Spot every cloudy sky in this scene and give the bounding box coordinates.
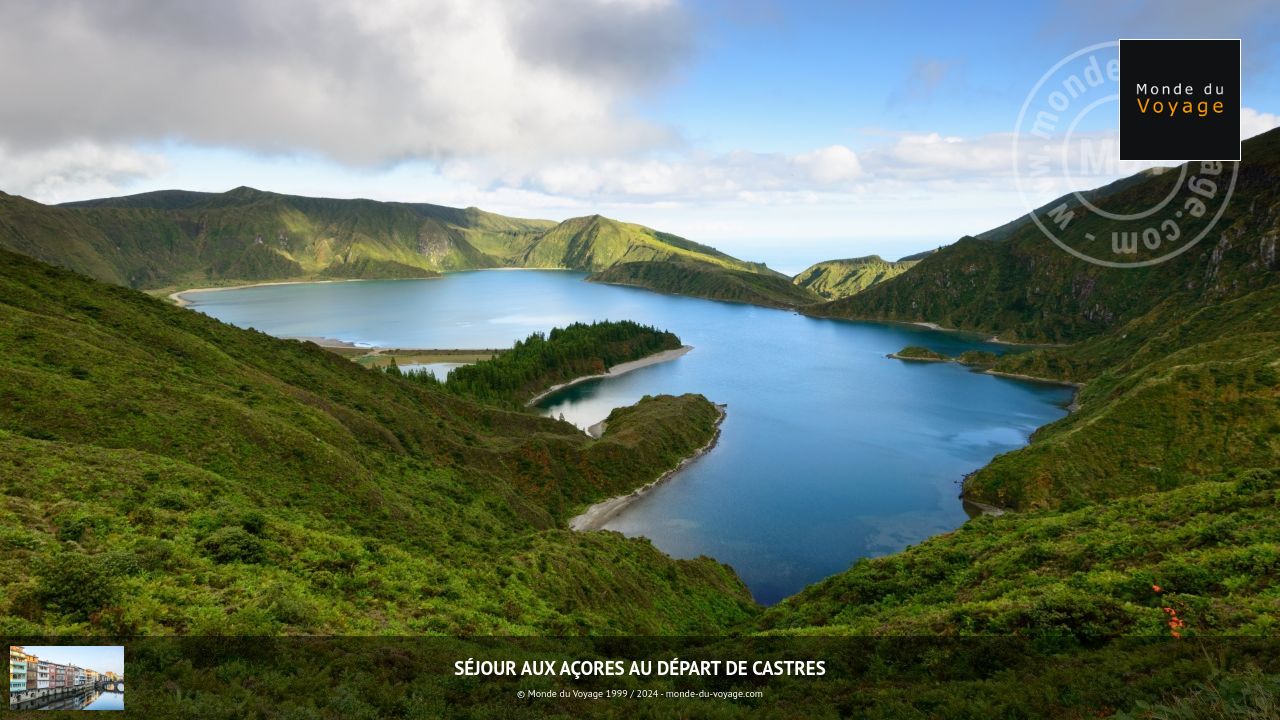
[1,0,1278,272]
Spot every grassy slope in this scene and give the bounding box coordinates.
[519,214,764,273]
[589,260,819,308]
[761,467,1280,636]
[792,255,917,300]
[0,248,755,635]
[967,286,1280,510]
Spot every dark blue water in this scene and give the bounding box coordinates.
[184,271,1072,603]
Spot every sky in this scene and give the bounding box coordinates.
[1,0,1277,273]
[18,646,125,675]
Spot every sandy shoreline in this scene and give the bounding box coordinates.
[982,369,1082,388]
[908,320,1062,347]
[960,496,1008,518]
[569,404,726,532]
[886,351,949,363]
[166,275,447,308]
[984,370,1083,412]
[526,345,694,406]
[167,279,370,308]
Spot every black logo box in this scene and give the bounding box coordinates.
[1120,39,1241,161]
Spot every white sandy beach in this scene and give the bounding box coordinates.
[909,320,1067,347]
[166,275,448,308]
[525,345,693,406]
[167,278,369,308]
[569,404,725,532]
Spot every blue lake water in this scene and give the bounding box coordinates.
[183,271,1072,604]
[83,690,124,710]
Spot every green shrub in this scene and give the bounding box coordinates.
[35,552,118,619]
[200,526,266,564]
[132,538,176,571]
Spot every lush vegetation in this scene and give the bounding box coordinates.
[410,320,681,406]
[590,260,819,308]
[0,187,770,291]
[2,128,1278,718]
[965,284,1279,510]
[763,467,1280,636]
[792,255,917,300]
[517,214,769,273]
[889,345,950,361]
[0,248,755,635]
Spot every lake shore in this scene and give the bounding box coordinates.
[984,369,1083,412]
[908,320,1065,347]
[166,275,446,308]
[526,345,694,406]
[168,278,368,307]
[569,404,726,532]
[886,351,949,362]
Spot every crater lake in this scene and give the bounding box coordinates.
[180,271,1073,604]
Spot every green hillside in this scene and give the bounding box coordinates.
[0,188,775,293]
[805,129,1280,344]
[965,284,1280,510]
[0,247,755,635]
[792,255,917,300]
[762,467,1280,637]
[589,260,819,308]
[516,214,766,273]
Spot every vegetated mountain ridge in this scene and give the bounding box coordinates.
[806,128,1280,344]
[588,259,820,308]
[0,186,767,290]
[792,255,918,300]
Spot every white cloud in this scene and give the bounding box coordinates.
[792,146,863,183]
[1242,108,1280,139]
[443,144,866,202]
[0,0,690,166]
[0,142,168,205]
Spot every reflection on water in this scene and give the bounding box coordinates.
[185,271,1074,603]
[24,689,124,711]
[399,362,467,379]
